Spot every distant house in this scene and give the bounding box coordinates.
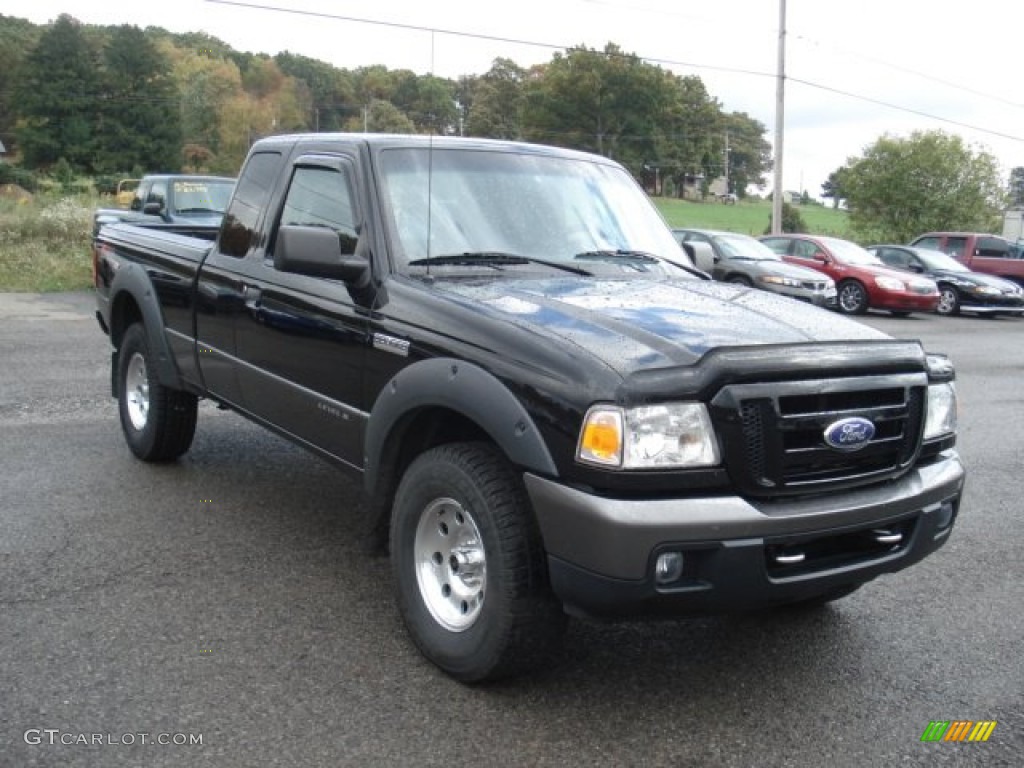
[0,139,6,160]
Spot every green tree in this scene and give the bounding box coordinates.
[1008,166,1024,208]
[0,14,42,157]
[14,14,102,171]
[465,58,527,140]
[821,166,849,209]
[276,51,356,131]
[722,111,771,194]
[843,130,1004,243]
[658,74,721,197]
[522,43,678,174]
[344,99,414,134]
[95,25,181,173]
[764,202,806,234]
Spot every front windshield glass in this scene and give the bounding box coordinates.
[821,236,883,266]
[172,179,234,215]
[377,147,691,276]
[915,248,969,272]
[716,234,781,261]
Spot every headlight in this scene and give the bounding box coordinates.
[924,383,957,440]
[759,275,801,288]
[969,285,1000,295]
[577,403,720,469]
[875,276,906,291]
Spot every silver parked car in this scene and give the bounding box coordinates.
[672,228,837,307]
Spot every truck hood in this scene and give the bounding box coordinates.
[438,276,887,374]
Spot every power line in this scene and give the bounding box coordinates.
[788,76,1024,144]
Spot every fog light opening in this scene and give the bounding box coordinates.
[936,500,955,532]
[655,552,685,585]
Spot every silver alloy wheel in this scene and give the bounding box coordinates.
[937,288,957,315]
[124,351,150,431]
[413,497,486,632]
[839,283,866,313]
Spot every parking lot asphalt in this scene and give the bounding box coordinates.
[0,292,1021,767]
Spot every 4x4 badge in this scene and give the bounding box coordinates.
[823,417,875,451]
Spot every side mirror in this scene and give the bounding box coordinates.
[274,224,368,282]
[143,202,163,215]
[909,263,924,273]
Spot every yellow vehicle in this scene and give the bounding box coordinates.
[114,179,140,208]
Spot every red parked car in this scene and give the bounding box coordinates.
[759,234,940,315]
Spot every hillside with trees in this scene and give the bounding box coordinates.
[0,13,770,192]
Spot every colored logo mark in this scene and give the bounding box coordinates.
[920,720,997,742]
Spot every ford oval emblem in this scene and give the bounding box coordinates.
[823,417,875,451]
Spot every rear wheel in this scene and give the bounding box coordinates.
[837,280,869,314]
[936,286,960,316]
[117,323,197,461]
[390,442,566,682]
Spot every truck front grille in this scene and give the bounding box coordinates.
[712,373,927,497]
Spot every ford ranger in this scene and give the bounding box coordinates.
[93,134,965,682]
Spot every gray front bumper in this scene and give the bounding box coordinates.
[525,454,964,617]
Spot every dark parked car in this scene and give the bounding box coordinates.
[672,228,836,306]
[867,244,1024,317]
[760,234,939,315]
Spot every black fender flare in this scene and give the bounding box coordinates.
[108,262,183,391]
[363,358,558,498]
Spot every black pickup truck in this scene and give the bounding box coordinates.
[94,134,965,682]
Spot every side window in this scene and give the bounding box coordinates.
[913,236,940,250]
[131,182,150,211]
[977,236,1009,258]
[276,165,358,255]
[880,248,910,269]
[146,181,167,209]
[793,240,820,259]
[220,152,281,258]
[946,237,968,258]
[761,238,790,255]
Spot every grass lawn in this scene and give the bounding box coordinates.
[653,196,851,238]
[0,195,96,292]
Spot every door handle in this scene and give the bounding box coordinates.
[243,285,262,312]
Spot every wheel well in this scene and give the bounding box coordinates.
[368,407,493,548]
[110,292,143,349]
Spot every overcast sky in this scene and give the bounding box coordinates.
[8,0,1024,196]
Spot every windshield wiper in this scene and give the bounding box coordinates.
[409,252,592,276]
[577,249,710,280]
[574,249,660,264]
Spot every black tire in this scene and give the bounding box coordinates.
[727,275,753,287]
[390,442,566,682]
[837,280,869,314]
[936,286,960,316]
[117,323,197,462]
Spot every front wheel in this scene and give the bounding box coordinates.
[727,275,753,287]
[117,323,197,461]
[390,442,566,682]
[837,280,869,314]
[936,286,960,316]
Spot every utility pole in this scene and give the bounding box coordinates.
[771,0,787,234]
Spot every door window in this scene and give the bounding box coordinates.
[977,237,1009,258]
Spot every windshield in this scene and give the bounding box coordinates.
[377,147,691,277]
[915,248,970,272]
[172,179,234,215]
[821,236,883,266]
[715,234,782,261]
